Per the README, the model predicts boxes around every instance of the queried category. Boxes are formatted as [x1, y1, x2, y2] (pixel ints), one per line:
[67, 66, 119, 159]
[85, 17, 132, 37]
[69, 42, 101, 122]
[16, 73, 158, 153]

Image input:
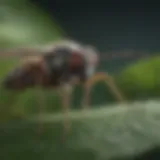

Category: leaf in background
[0, 0, 65, 48]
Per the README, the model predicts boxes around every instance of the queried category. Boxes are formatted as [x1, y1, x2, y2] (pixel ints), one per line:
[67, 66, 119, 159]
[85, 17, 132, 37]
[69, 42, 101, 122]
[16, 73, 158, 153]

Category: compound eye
[52, 57, 63, 67]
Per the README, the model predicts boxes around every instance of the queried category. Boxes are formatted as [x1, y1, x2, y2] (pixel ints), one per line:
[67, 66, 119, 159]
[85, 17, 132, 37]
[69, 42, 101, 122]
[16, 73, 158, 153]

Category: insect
[2, 40, 125, 138]
[1, 40, 100, 136]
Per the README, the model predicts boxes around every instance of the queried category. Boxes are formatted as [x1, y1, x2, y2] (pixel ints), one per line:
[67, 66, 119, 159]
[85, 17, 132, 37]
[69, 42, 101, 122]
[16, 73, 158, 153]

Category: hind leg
[36, 87, 46, 135]
[35, 75, 46, 135]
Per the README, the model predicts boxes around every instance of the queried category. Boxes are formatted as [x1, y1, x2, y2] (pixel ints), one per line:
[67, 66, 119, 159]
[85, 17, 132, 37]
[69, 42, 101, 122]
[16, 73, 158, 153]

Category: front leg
[104, 75, 125, 102]
[59, 83, 73, 137]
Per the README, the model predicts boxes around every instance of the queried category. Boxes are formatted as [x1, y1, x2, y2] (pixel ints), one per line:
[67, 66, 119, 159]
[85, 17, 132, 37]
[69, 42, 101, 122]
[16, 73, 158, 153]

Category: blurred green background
[0, 0, 64, 48]
[0, 1, 160, 160]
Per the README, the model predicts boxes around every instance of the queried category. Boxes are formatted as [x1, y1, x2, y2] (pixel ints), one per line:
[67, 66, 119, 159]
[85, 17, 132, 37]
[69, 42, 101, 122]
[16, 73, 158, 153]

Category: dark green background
[30, 1, 160, 52]
[1, 1, 160, 160]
